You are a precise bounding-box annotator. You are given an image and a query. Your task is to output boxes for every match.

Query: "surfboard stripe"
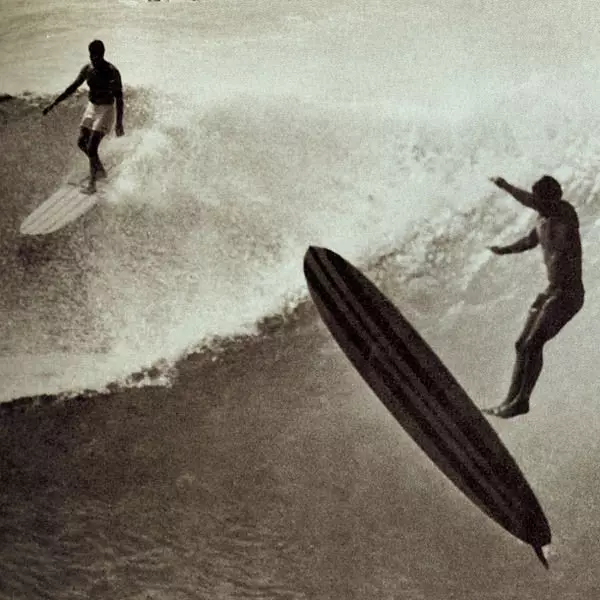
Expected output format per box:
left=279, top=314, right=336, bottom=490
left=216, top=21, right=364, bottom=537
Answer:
left=306, top=250, right=523, bottom=526
left=39, top=192, right=97, bottom=234
left=30, top=190, right=90, bottom=234
left=20, top=188, right=75, bottom=233
left=21, top=190, right=97, bottom=235
left=303, top=246, right=551, bottom=559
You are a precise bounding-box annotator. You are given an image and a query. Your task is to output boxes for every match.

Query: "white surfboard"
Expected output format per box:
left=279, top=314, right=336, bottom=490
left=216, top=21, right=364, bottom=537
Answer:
left=20, top=163, right=118, bottom=236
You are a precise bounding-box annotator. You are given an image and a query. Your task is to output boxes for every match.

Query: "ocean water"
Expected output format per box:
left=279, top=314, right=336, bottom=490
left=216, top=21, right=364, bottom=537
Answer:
left=2, top=0, right=600, bottom=598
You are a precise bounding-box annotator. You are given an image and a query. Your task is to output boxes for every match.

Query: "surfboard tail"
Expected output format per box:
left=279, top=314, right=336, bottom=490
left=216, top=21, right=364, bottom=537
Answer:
left=533, top=545, right=549, bottom=569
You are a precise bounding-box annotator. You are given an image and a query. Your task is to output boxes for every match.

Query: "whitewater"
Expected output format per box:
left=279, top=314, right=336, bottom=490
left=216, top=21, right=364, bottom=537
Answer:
left=2, top=0, right=600, bottom=598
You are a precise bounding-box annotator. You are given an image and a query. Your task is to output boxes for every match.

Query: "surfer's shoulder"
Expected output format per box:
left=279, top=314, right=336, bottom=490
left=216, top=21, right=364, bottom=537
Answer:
left=78, top=63, right=92, bottom=77
left=556, top=199, right=578, bottom=220
left=105, top=61, right=120, bottom=75
left=540, top=199, right=579, bottom=229
left=562, top=200, right=580, bottom=228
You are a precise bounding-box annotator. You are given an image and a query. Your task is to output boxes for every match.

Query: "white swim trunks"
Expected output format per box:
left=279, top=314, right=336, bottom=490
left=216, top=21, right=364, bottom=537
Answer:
left=80, top=101, right=115, bottom=134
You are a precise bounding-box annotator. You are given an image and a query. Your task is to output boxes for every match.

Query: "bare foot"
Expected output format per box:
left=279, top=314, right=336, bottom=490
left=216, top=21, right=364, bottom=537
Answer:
left=482, top=398, right=530, bottom=419
left=81, top=182, right=97, bottom=195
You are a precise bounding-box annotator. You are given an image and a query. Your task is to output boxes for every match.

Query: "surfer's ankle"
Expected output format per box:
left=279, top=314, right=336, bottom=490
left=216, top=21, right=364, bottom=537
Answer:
left=82, top=182, right=96, bottom=195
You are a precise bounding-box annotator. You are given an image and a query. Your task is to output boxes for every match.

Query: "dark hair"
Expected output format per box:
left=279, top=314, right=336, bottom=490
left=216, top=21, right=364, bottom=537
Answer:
left=88, top=40, right=105, bottom=56
left=532, top=175, right=562, bottom=202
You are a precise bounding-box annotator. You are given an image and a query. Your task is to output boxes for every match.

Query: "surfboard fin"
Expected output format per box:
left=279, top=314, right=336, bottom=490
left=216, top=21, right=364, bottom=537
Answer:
left=533, top=545, right=549, bottom=569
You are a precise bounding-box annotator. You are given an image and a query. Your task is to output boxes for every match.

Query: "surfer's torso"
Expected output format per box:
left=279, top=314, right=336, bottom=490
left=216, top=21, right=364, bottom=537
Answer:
left=79, top=61, right=122, bottom=106
left=534, top=200, right=583, bottom=294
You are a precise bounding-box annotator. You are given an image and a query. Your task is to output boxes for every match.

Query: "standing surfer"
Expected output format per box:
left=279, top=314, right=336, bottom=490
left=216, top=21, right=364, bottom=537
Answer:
left=42, top=40, right=124, bottom=194
left=484, top=175, right=584, bottom=418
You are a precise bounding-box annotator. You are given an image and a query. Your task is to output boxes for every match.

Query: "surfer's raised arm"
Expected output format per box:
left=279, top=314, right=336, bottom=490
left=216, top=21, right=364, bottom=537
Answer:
left=42, top=65, right=89, bottom=115
left=489, top=176, right=540, bottom=210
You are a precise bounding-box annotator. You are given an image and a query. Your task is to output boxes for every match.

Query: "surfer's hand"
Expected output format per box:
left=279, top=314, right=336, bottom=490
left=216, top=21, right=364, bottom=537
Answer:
left=488, top=245, right=507, bottom=255
left=489, top=176, right=508, bottom=189
left=115, top=123, right=124, bottom=137
left=42, top=103, right=54, bottom=116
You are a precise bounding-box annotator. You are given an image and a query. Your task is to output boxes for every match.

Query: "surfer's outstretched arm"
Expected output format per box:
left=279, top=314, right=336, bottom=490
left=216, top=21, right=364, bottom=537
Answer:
left=489, top=228, right=539, bottom=255
left=42, top=66, right=88, bottom=115
left=489, top=177, right=540, bottom=210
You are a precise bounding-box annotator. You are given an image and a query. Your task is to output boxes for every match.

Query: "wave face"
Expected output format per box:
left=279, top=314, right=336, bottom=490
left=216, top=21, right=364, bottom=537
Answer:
left=3, top=76, right=600, bottom=402
left=2, top=0, right=600, bottom=401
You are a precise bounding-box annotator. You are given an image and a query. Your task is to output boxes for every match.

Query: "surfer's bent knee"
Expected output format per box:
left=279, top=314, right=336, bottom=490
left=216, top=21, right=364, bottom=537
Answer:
left=77, top=128, right=90, bottom=150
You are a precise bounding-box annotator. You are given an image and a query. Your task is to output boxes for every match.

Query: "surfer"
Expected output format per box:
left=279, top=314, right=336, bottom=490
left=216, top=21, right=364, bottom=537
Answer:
left=42, top=40, right=124, bottom=194
left=484, top=175, right=584, bottom=418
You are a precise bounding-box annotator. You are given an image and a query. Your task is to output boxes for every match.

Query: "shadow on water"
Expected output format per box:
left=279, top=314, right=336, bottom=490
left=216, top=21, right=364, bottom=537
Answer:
left=16, top=216, right=97, bottom=268
left=17, top=235, right=59, bottom=266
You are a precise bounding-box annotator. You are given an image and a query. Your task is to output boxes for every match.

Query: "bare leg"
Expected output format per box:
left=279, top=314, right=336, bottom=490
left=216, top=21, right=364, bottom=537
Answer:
left=484, top=346, right=543, bottom=418
left=78, top=127, right=91, bottom=157
left=82, top=130, right=106, bottom=194
left=515, top=349, right=544, bottom=403
left=502, top=309, right=540, bottom=404
left=483, top=292, right=578, bottom=419
left=503, top=354, right=527, bottom=404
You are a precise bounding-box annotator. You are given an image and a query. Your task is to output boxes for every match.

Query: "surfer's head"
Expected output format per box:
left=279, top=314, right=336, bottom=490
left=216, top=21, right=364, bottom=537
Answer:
left=88, top=40, right=106, bottom=67
left=532, top=175, right=562, bottom=203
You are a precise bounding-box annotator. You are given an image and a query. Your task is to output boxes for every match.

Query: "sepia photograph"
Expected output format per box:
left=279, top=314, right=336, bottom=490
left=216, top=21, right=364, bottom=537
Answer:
left=1, top=0, right=599, bottom=598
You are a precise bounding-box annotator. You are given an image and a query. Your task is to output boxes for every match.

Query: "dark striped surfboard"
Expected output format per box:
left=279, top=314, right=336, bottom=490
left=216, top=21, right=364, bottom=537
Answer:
left=303, top=246, right=551, bottom=567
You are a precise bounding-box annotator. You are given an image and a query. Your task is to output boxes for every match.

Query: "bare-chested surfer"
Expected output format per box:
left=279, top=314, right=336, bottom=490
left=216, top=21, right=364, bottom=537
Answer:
left=42, top=40, right=124, bottom=194
left=484, top=175, right=584, bottom=418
